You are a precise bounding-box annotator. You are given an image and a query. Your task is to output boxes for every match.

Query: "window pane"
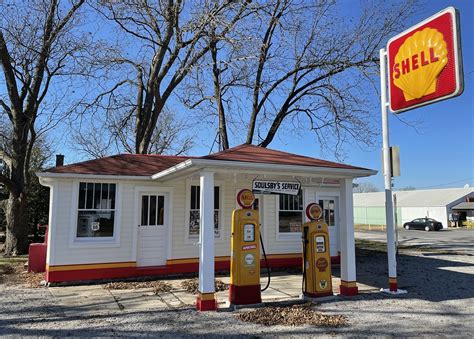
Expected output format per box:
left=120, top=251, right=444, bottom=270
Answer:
left=150, top=195, right=157, bottom=226
left=191, top=186, right=198, bottom=209
left=189, top=210, right=200, bottom=236
left=101, top=184, right=109, bottom=209
left=157, top=195, right=164, bottom=225
left=214, top=210, right=220, bottom=237
left=109, top=184, right=116, bottom=209
left=77, top=211, right=114, bottom=237
left=141, top=195, right=149, bottom=226
left=78, top=183, right=86, bottom=209
left=86, top=183, right=94, bottom=209
left=94, top=183, right=102, bottom=209
left=214, top=186, right=220, bottom=210
left=279, top=211, right=302, bottom=233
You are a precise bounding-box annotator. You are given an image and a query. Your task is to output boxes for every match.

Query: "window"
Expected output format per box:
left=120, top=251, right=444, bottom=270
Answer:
left=189, top=185, right=220, bottom=238
left=318, top=199, right=336, bottom=227
left=77, top=183, right=116, bottom=238
left=141, top=195, right=164, bottom=226
left=278, top=190, right=303, bottom=233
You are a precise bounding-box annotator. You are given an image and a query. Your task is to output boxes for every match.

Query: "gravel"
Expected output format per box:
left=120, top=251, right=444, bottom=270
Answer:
left=0, top=248, right=473, bottom=337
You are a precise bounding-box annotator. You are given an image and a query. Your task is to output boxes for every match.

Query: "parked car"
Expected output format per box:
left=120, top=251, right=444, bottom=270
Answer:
left=403, top=218, right=443, bottom=231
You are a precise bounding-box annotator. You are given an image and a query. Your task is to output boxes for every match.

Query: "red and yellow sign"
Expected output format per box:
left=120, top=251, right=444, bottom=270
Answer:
left=236, top=189, right=255, bottom=209
left=306, top=203, right=322, bottom=221
left=388, top=7, right=463, bottom=113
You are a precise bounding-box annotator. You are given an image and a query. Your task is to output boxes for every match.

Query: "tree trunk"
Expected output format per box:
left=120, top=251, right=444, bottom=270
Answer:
left=4, top=191, right=29, bottom=255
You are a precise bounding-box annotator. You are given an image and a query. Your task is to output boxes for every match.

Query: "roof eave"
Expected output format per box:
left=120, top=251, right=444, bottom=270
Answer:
left=36, top=172, right=152, bottom=181
left=151, top=158, right=377, bottom=181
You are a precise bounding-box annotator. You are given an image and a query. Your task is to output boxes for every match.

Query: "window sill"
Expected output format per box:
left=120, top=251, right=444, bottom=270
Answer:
left=69, top=238, right=121, bottom=249
left=276, top=233, right=301, bottom=241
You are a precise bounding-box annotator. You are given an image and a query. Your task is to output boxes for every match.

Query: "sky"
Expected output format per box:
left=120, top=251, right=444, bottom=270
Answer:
left=49, top=0, right=473, bottom=192
left=242, top=0, right=474, bottom=191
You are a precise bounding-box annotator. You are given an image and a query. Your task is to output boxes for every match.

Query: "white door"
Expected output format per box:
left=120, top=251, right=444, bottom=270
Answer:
left=316, top=196, right=339, bottom=257
left=137, top=193, right=168, bottom=267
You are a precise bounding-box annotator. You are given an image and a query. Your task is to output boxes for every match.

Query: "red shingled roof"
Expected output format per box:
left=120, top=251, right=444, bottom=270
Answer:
left=201, top=144, right=365, bottom=170
left=44, top=144, right=368, bottom=176
left=45, top=154, right=191, bottom=176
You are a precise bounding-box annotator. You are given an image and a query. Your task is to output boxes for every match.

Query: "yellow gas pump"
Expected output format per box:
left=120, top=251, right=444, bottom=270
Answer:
left=229, top=189, right=262, bottom=305
left=302, top=203, right=333, bottom=298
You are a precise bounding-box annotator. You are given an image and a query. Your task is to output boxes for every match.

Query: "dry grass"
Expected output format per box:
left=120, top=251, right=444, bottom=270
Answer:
left=236, top=303, right=348, bottom=327
left=104, top=280, right=173, bottom=294
left=181, top=278, right=229, bottom=294
left=0, top=259, right=45, bottom=288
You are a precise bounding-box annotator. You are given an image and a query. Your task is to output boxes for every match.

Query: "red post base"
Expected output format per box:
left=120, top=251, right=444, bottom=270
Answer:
left=389, top=277, right=398, bottom=292
left=303, top=291, right=334, bottom=298
left=196, top=293, right=217, bottom=311
left=229, top=284, right=262, bottom=305
left=339, top=280, right=358, bottom=296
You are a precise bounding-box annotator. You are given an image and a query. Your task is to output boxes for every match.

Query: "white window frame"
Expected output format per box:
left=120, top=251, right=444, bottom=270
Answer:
left=184, top=179, right=224, bottom=244
left=69, top=180, right=122, bottom=248
left=276, top=188, right=305, bottom=241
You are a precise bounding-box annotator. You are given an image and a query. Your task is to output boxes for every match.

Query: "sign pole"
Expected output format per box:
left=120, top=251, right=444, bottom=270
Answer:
left=380, top=48, right=406, bottom=295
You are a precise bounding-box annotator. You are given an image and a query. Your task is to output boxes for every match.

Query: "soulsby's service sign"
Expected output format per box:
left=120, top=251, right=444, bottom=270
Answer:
left=387, top=7, right=463, bottom=113
left=252, top=180, right=301, bottom=195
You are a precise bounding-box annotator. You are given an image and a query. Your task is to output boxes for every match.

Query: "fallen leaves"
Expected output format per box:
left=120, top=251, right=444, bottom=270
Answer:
left=236, top=303, right=348, bottom=327
left=103, top=280, right=173, bottom=294
left=181, top=278, right=229, bottom=294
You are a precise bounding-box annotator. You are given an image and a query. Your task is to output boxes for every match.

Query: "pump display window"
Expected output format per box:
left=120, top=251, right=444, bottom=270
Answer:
left=278, top=191, right=303, bottom=233
left=188, top=185, right=220, bottom=238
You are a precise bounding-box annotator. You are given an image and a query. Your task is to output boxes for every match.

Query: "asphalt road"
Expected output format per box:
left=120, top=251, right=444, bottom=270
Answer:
left=355, top=228, right=474, bottom=255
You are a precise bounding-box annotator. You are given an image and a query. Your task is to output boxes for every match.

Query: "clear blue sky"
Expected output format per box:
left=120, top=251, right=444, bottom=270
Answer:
left=246, top=0, right=474, bottom=191
left=55, top=0, right=473, bottom=191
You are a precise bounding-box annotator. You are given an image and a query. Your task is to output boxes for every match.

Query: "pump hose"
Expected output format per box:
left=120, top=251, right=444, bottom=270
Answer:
left=259, top=232, right=271, bottom=292
left=302, top=228, right=308, bottom=294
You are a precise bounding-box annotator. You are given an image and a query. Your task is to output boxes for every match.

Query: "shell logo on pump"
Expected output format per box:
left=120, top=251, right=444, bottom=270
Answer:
left=387, top=7, right=463, bottom=113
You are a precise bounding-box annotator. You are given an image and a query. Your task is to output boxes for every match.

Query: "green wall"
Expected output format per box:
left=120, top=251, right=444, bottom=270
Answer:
left=354, top=206, right=402, bottom=226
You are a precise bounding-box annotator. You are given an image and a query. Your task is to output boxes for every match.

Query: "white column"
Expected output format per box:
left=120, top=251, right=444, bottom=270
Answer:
left=198, top=171, right=215, bottom=294
left=380, top=48, right=398, bottom=292
left=339, top=178, right=357, bottom=283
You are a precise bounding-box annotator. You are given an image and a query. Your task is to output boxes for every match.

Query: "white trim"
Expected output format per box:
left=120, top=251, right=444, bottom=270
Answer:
left=68, top=180, right=122, bottom=249
left=184, top=179, right=225, bottom=245
left=152, top=159, right=376, bottom=181
left=37, top=172, right=151, bottom=181
left=44, top=181, right=57, bottom=266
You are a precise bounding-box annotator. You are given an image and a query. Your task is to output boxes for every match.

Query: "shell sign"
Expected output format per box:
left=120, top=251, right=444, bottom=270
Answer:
left=388, top=7, right=463, bottom=113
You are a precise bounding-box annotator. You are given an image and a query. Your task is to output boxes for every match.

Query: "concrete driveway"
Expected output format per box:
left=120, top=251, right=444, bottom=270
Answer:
left=355, top=228, right=474, bottom=255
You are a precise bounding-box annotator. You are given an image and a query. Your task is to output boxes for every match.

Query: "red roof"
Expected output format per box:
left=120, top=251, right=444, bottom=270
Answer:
left=44, top=144, right=368, bottom=176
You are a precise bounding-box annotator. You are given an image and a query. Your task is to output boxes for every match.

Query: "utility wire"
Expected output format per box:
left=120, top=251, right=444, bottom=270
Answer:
left=413, top=177, right=474, bottom=190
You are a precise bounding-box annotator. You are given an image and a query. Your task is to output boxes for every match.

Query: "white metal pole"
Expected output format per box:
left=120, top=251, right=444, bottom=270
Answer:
left=380, top=48, right=400, bottom=293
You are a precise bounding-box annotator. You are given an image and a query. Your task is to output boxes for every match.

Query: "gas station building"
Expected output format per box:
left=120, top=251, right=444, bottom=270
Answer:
left=37, top=144, right=376, bottom=309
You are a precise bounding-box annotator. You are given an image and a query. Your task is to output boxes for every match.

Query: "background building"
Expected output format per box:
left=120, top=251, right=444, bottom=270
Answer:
left=354, top=188, right=474, bottom=228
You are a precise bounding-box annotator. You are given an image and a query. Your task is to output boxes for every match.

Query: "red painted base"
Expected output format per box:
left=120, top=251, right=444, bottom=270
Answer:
left=46, top=254, right=341, bottom=283
left=196, top=297, right=217, bottom=311
left=303, top=291, right=334, bottom=298
left=229, top=284, right=262, bottom=305
left=389, top=282, right=398, bottom=291
left=339, top=285, right=358, bottom=296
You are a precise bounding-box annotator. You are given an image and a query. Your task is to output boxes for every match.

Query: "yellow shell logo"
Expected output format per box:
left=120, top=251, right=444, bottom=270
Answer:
left=393, top=27, right=448, bottom=101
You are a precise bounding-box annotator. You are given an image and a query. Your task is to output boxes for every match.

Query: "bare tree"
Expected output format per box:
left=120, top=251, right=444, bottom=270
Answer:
left=184, top=0, right=417, bottom=155
left=85, top=0, right=252, bottom=155
left=0, top=0, right=90, bottom=255
left=353, top=181, right=380, bottom=193
left=74, top=109, right=193, bottom=159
